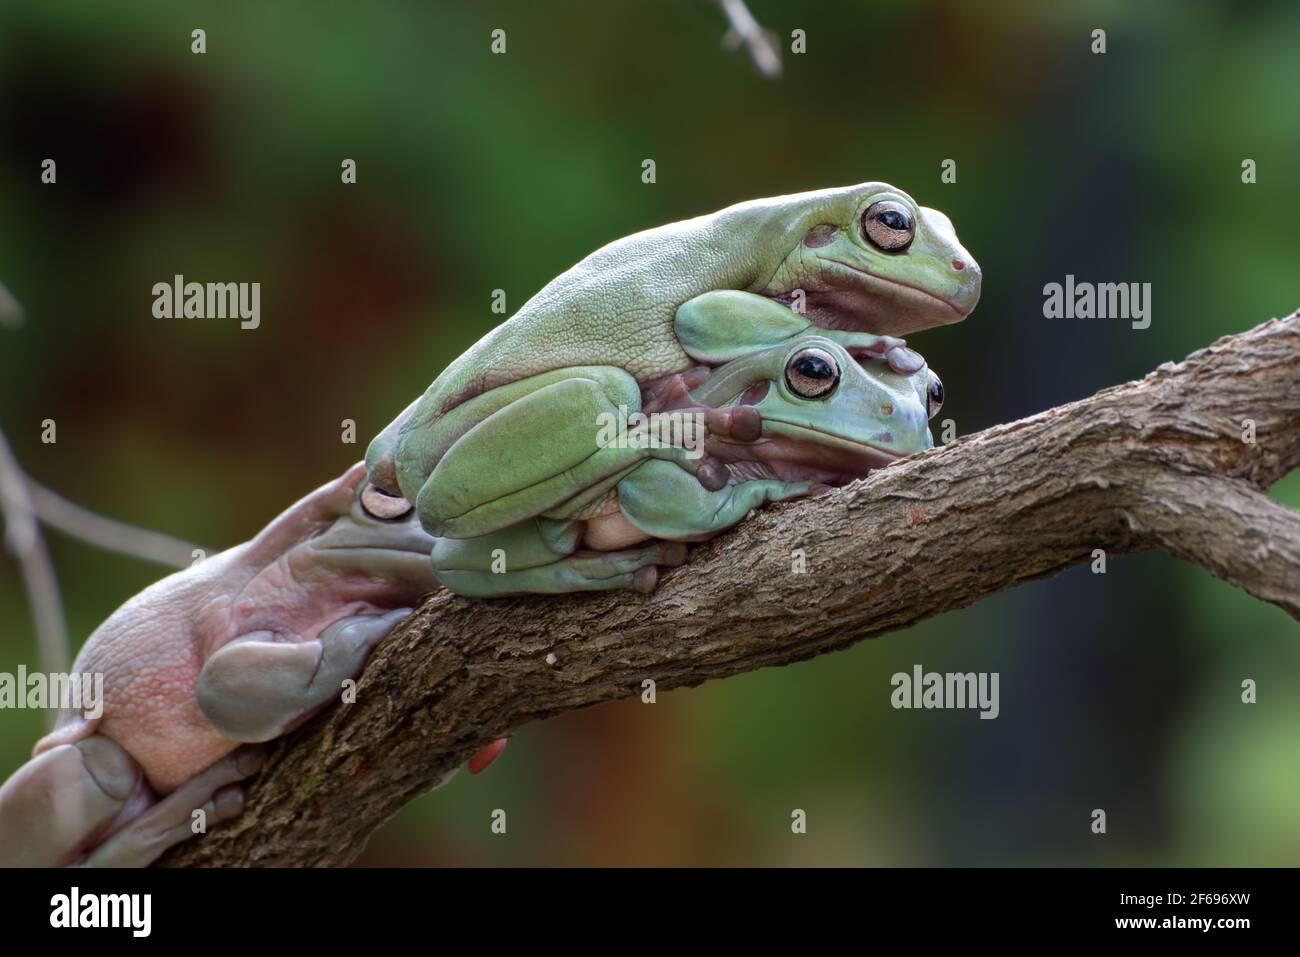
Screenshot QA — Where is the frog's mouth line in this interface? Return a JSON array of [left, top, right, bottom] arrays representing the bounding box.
[[762, 420, 905, 468], [817, 258, 967, 320], [320, 543, 433, 556], [713, 424, 909, 489], [310, 518, 435, 557]]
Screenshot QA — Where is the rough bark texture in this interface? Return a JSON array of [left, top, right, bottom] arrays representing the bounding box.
[[163, 312, 1300, 867]]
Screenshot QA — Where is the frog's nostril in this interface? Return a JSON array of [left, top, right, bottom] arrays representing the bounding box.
[[952, 259, 965, 271]]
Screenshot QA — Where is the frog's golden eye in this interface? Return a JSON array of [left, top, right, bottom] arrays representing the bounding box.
[[862, 201, 915, 252], [360, 484, 413, 520], [927, 371, 944, 419], [785, 347, 840, 399]]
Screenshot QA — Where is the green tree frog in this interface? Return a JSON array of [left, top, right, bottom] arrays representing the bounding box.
[[366, 183, 976, 595]]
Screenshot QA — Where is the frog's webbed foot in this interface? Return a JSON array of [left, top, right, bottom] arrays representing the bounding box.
[[468, 738, 508, 774], [81, 746, 265, 867], [638, 365, 713, 413], [196, 609, 412, 743], [618, 459, 812, 542], [638, 369, 765, 452], [0, 734, 264, 867], [433, 516, 688, 597]]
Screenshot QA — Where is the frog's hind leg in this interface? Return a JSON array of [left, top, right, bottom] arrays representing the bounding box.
[[431, 517, 687, 596], [414, 367, 725, 541], [0, 735, 263, 867], [80, 745, 266, 867], [435, 541, 688, 596]]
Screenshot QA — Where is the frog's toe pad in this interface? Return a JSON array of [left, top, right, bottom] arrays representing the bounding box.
[[885, 345, 925, 375], [211, 783, 247, 822], [468, 738, 508, 775], [706, 406, 762, 442], [695, 457, 730, 491]]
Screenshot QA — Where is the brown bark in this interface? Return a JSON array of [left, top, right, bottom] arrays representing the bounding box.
[[162, 311, 1300, 867]]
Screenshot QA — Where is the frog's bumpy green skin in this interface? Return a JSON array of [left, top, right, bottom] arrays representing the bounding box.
[[424, 326, 938, 595], [368, 183, 975, 596], [412, 366, 715, 540]]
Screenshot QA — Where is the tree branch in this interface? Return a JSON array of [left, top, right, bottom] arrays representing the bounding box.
[[163, 311, 1300, 867]]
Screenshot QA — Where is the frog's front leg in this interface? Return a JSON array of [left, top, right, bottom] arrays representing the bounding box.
[[416, 366, 726, 540], [195, 609, 414, 743], [431, 458, 809, 597], [431, 516, 688, 596], [196, 611, 511, 785], [675, 290, 906, 364]]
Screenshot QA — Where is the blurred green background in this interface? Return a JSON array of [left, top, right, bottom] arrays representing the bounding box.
[[1, 0, 1297, 865]]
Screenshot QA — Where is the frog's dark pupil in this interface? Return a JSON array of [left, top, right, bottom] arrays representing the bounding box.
[[929, 378, 944, 404], [879, 209, 909, 232], [795, 355, 833, 379]]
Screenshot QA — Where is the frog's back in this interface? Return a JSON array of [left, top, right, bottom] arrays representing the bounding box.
[[368, 186, 871, 499], [32, 566, 232, 793], [432, 212, 752, 407]]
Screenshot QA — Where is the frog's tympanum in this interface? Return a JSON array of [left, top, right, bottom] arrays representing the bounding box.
[[0, 183, 978, 866], [366, 182, 978, 596]]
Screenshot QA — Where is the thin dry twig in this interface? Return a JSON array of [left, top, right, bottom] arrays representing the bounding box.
[[2, 295, 203, 730], [717, 0, 782, 78], [28, 481, 200, 570], [0, 426, 70, 688], [0, 282, 22, 329]]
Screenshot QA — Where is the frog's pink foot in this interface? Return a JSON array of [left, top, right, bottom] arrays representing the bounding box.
[[81, 745, 266, 867], [704, 405, 762, 442], [852, 334, 907, 356], [197, 609, 413, 743], [692, 456, 730, 491], [639, 366, 713, 411], [883, 345, 925, 375], [652, 405, 762, 492], [0, 736, 134, 867], [0, 735, 264, 867], [468, 738, 508, 774]]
